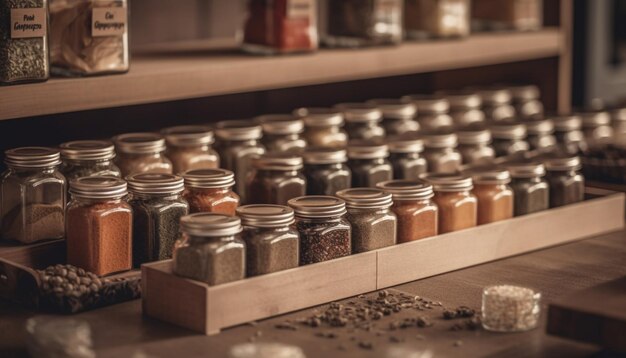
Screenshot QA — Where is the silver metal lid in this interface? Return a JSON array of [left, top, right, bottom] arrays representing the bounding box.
[[5, 147, 62, 168], [336, 188, 393, 210], [476, 88, 513, 105], [254, 153, 303, 170], [421, 131, 458, 148], [183, 168, 235, 189], [465, 167, 511, 184], [505, 162, 546, 178], [366, 99, 417, 120], [551, 115, 583, 132], [456, 126, 492, 145], [303, 147, 348, 164], [386, 133, 424, 153], [524, 119, 554, 135], [401, 95, 450, 114], [376, 180, 434, 201], [437, 90, 482, 109], [60, 140, 116, 161], [180, 213, 242, 237], [236, 205, 295, 228], [288, 196, 347, 219], [578, 111, 611, 128], [489, 122, 527, 140], [215, 120, 263, 141], [255, 114, 305, 135], [347, 140, 389, 159], [293, 107, 345, 127], [334, 103, 383, 123], [543, 155, 581, 171], [161, 125, 214, 146], [423, 173, 473, 192], [127, 173, 185, 195], [69, 176, 128, 199], [113, 133, 166, 154], [508, 85, 540, 101]]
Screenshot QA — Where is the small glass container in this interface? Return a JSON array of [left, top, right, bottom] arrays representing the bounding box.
[[424, 173, 477, 234], [482, 285, 541, 332], [347, 140, 393, 188], [335, 103, 385, 140], [467, 168, 514, 225], [456, 125, 496, 165], [247, 153, 306, 206], [161, 125, 219, 174], [336, 188, 397, 253], [288, 196, 351, 265], [294, 107, 348, 148], [377, 180, 438, 243], [127, 173, 189, 267], [255, 114, 306, 153], [490, 122, 530, 157], [237, 205, 299, 277], [421, 131, 462, 173], [66, 177, 131, 276], [552, 115, 586, 155], [440, 90, 486, 127], [387, 134, 428, 180], [402, 95, 454, 130], [320, 0, 403, 48], [367, 99, 419, 135], [1, 147, 65, 244], [579, 111, 614, 147], [49, 0, 129, 76], [472, 0, 543, 32], [59, 140, 121, 180], [509, 85, 544, 120], [524, 118, 557, 152], [173, 213, 245, 286], [476, 88, 516, 122], [183, 169, 240, 216], [214, 120, 266, 203], [506, 162, 549, 216], [0, 0, 49, 85], [404, 0, 470, 40], [544, 155, 584, 208], [112, 133, 173, 177], [302, 147, 351, 196], [242, 0, 318, 55]]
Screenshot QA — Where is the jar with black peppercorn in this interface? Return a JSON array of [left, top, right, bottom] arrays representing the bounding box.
[[256, 114, 306, 153], [421, 131, 462, 174], [347, 140, 393, 188], [505, 162, 549, 216], [161, 125, 219, 174], [490, 122, 529, 157], [543, 155, 584, 208], [288, 196, 351, 265], [247, 153, 306, 206], [335, 103, 385, 140], [183, 168, 240, 216], [112, 133, 173, 177], [402, 95, 454, 130], [59, 140, 121, 180], [386, 134, 428, 180], [367, 99, 419, 135], [456, 125, 496, 165], [294, 107, 348, 148], [303, 147, 351, 196]]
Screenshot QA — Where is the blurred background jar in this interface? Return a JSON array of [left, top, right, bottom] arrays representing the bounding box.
[[335, 103, 385, 140], [421, 130, 462, 173], [161, 125, 219, 174], [247, 153, 306, 206], [404, 0, 470, 40], [613, 107, 626, 143], [471, 0, 543, 32], [401, 95, 454, 130], [509, 85, 544, 121], [367, 99, 419, 135], [578, 110, 614, 147], [505, 161, 549, 216], [347, 140, 393, 188], [476, 87, 516, 122], [112, 133, 173, 177], [551, 115, 587, 155], [524, 118, 557, 152], [456, 125, 496, 165], [303, 147, 351, 196], [490, 121, 529, 157], [256, 114, 306, 153], [543, 155, 584, 208], [294, 107, 348, 148], [386, 133, 427, 180], [439, 90, 486, 127], [60, 140, 121, 180]]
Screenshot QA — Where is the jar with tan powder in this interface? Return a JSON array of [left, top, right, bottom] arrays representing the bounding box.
[[424, 173, 477, 234], [467, 168, 514, 225], [112, 133, 173, 177], [161, 125, 219, 174]]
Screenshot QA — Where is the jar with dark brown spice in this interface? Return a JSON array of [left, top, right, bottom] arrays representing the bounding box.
[[367, 99, 419, 135], [161, 125, 219, 174], [386, 134, 428, 180], [183, 168, 240, 216], [294, 107, 348, 148], [247, 153, 306, 206], [112, 133, 173, 177], [303, 147, 351, 196], [59, 140, 121, 180], [255, 114, 306, 153], [347, 140, 393, 188], [335, 103, 385, 140], [543, 155, 584, 208]]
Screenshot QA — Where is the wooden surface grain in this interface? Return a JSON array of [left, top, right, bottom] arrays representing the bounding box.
[[1, 229, 625, 358]]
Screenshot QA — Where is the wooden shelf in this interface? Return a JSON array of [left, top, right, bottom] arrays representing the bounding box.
[[0, 29, 563, 121]]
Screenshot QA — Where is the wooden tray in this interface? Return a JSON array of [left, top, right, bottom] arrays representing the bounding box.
[[142, 191, 625, 335]]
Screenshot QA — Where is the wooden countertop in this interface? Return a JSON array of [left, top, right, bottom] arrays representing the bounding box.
[[1, 229, 625, 358]]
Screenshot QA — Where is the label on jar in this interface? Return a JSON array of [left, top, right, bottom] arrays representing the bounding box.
[[10, 8, 46, 39], [92, 8, 127, 37], [287, 0, 312, 19]]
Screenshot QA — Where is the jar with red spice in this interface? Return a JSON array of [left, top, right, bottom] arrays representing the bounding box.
[[183, 169, 240, 216], [243, 0, 318, 55]]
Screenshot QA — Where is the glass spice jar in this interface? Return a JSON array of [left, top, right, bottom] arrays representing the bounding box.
[[237, 204, 299, 277], [112, 133, 173, 177], [161, 125, 219, 174], [336, 188, 397, 253], [421, 131, 462, 174], [476, 88, 516, 122], [524, 118, 557, 152], [1, 147, 65, 244], [59, 140, 121, 180], [0, 0, 49, 85], [302, 147, 351, 196], [173, 213, 245, 286], [255, 114, 306, 153], [214, 120, 266, 203], [288, 196, 351, 265], [294, 107, 348, 148], [66, 177, 131, 276], [490, 122, 530, 157], [183, 168, 240, 216], [401, 95, 454, 131], [366, 99, 419, 135], [472, 0, 543, 32], [456, 125, 496, 165], [612, 108, 626, 143], [127, 173, 189, 267], [320, 0, 403, 48], [242, 0, 318, 55], [404, 0, 470, 40], [579, 111, 614, 147], [424, 173, 477, 234], [551, 115, 586, 155], [505, 162, 549, 216], [335, 103, 386, 140], [49, 0, 129, 76], [377, 180, 438, 243], [439, 90, 486, 127], [466, 168, 514, 225], [543, 155, 584, 208], [347, 140, 393, 188], [386, 134, 428, 180], [509, 85, 544, 121], [247, 153, 307, 206]]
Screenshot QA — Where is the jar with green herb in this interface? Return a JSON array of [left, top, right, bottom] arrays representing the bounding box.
[[59, 140, 121, 180]]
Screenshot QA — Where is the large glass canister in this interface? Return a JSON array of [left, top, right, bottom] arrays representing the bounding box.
[[335, 103, 386, 140], [255, 114, 306, 153], [423, 173, 477, 234], [421, 131, 462, 173], [247, 153, 306, 206], [294, 107, 348, 148], [490, 122, 530, 157], [59, 140, 121, 180], [509, 85, 544, 121], [183, 168, 240, 216], [456, 125, 496, 165], [476, 87, 516, 122], [543, 155, 584, 208], [524, 118, 557, 152], [505, 162, 549, 216], [404, 0, 470, 40], [302, 147, 351, 196], [386, 133, 428, 180], [347, 140, 393, 188], [367, 99, 419, 135], [1, 147, 65, 244], [440, 90, 486, 127], [112, 132, 173, 177], [472, 0, 543, 32], [552, 115, 586, 155], [401, 95, 454, 130], [161, 125, 219, 174]]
